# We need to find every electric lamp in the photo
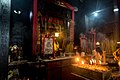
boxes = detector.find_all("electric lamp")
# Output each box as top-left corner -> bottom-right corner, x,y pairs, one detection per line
55,32 -> 59,37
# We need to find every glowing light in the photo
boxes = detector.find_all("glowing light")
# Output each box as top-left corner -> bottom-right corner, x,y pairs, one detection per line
29,11 -> 33,20
99,60 -> 102,64
118,61 -> 120,71
55,32 -> 59,37
118,61 -> 120,66
27,78 -> 29,80
75,57 -> 80,62
114,8 -> 119,12
81,61 -> 84,64
91,10 -> 102,17
96,42 -> 100,46
13,45 -> 18,49
117,42 -> 120,44
90,60 -> 92,64
18,11 -> 21,14
91,59 -> 96,64
92,59 -> 94,63
94,12 -> 98,17
14,10 -> 21,14
14,10 -> 17,14
67,22 -> 70,27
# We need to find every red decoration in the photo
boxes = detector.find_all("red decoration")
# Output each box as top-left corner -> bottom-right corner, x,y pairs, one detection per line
89,28 -> 96,49
80,34 -> 88,51
63,2 -> 75,21
32,0 -> 37,54
42,36 -> 55,56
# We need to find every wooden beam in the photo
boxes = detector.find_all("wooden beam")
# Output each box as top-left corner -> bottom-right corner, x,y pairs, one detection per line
64,2 -> 75,43
63,2 -> 75,21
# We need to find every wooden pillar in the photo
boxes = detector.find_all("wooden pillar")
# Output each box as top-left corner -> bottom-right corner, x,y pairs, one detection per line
63,2 -> 75,21
0,0 -> 11,79
33,0 -> 37,54
64,2 -> 75,43
94,32 -> 96,49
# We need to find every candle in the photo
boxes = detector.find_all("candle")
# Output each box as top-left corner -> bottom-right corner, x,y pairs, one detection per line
99,60 -> 101,64
81,61 -> 84,64
118,61 -> 120,71
75,57 -> 80,63
90,60 -> 92,65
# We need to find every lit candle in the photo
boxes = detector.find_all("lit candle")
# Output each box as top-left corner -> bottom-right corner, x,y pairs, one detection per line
81,61 -> 84,64
92,59 -> 94,63
99,60 -> 101,64
90,60 -> 92,65
118,61 -> 120,71
118,61 -> 120,66
75,57 -> 80,63
76,57 -> 79,62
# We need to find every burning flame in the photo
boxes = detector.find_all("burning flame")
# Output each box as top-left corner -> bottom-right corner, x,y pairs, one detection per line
90,60 -> 93,65
90,59 -> 97,65
75,57 -> 80,63
99,60 -> 102,64
81,61 -> 84,64
118,61 -> 120,66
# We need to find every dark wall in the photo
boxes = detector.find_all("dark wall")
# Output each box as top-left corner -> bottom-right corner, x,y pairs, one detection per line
10,0 -> 33,60
0,0 -> 11,79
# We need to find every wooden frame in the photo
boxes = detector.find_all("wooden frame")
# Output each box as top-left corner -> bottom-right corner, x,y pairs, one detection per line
43,37 -> 54,55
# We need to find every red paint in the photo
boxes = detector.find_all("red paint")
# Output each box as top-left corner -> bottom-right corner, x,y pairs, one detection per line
32,0 -> 37,54
72,11 -> 74,21
94,33 -> 96,49
63,2 -> 75,21
89,30 -> 96,49
64,2 -> 75,42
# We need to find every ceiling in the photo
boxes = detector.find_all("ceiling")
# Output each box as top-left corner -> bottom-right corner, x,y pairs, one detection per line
11,0 -> 116,21
66,0 -> 115,14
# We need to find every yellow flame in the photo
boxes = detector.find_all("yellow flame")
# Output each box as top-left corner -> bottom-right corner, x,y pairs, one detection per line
99,60 -> 101,64
55,32 -> 59,37
75,57 -> 80,62
118,61 -> 120,66
81,61 -> 84,64
90,60 -> 92,65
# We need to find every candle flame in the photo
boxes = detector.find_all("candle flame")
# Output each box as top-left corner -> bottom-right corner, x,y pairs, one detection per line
118,61 -> 120,66
99,60 -> 101,64
90,60 -> 92,65
82,61 -> 84,64
75,57 -> 80,62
